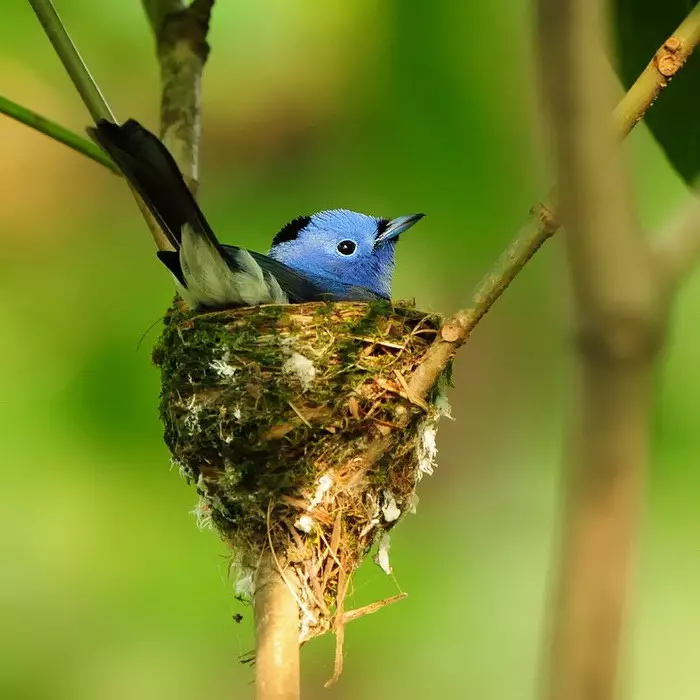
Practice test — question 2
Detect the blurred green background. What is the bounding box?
[2,2,699,698]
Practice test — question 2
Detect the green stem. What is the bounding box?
[0,95,119,174]
[27,0,116,123]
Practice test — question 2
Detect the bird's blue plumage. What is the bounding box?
[88,118,424,309]
[268,210,398,299]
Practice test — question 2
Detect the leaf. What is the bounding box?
[613,0,700,183]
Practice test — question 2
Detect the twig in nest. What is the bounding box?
[325,558,349,688]
[342,592,409,625]
[394,369,429,410]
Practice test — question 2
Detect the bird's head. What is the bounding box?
[267,209,424,299]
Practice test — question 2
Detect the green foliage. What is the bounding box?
[613,0,700,183]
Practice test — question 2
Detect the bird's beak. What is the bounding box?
[374,213,425,246]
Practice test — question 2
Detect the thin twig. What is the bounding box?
[325,561,348,688]
[341,592,408,625]
[0,95,119,173]
[407,2,700,401]
[612,2,700,136]
[27,0,172,250]
[27,0,115,123]
[407,203,558,398]
[537,2,664,700]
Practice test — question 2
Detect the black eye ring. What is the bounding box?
[337,240,357,256]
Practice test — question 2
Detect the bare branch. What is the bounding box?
[142,0,214,190]
[408,3,700,402]
[536,2,664,700]
[408,203,558,398]
[253,553,301,700]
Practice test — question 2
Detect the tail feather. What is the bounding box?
[156,250,186,286]
[88,119,214,250]
[89,118,343,308]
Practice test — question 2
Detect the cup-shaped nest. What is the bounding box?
[153,299,449,641]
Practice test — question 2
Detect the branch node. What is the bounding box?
[656,42,685,78]
[532,201,559,236]
[576,312,665,367]
[439,322,463,343]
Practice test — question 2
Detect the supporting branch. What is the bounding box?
[144,3,300,698]
[408,203,558,399]
[253,552,301,700]
[408,2,700,402]
[537,2,664,700]
[0,95,119,173]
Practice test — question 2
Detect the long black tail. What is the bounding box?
[88,119,215,251]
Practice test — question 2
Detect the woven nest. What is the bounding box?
[153,299,450,644]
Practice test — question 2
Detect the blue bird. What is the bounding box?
[89,119,424,309]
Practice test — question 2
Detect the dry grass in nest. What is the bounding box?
[153,298,450,670]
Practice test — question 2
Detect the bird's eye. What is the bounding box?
[337,240,357,256]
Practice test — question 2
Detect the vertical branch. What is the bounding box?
[536,2,665,700]
[142,5,302,696]
[253,553,301,700]
[142,0,214,191]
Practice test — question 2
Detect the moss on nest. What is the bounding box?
[153,299,448,641]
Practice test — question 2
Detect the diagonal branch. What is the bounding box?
[27,0,115,123]
[408,2,700,401]
[26,0,173,250]
[613,2,700,135]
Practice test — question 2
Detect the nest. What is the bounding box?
[153,299,449,649]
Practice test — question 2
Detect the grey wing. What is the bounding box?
[173,236,284,307]
[242,249,387,303]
